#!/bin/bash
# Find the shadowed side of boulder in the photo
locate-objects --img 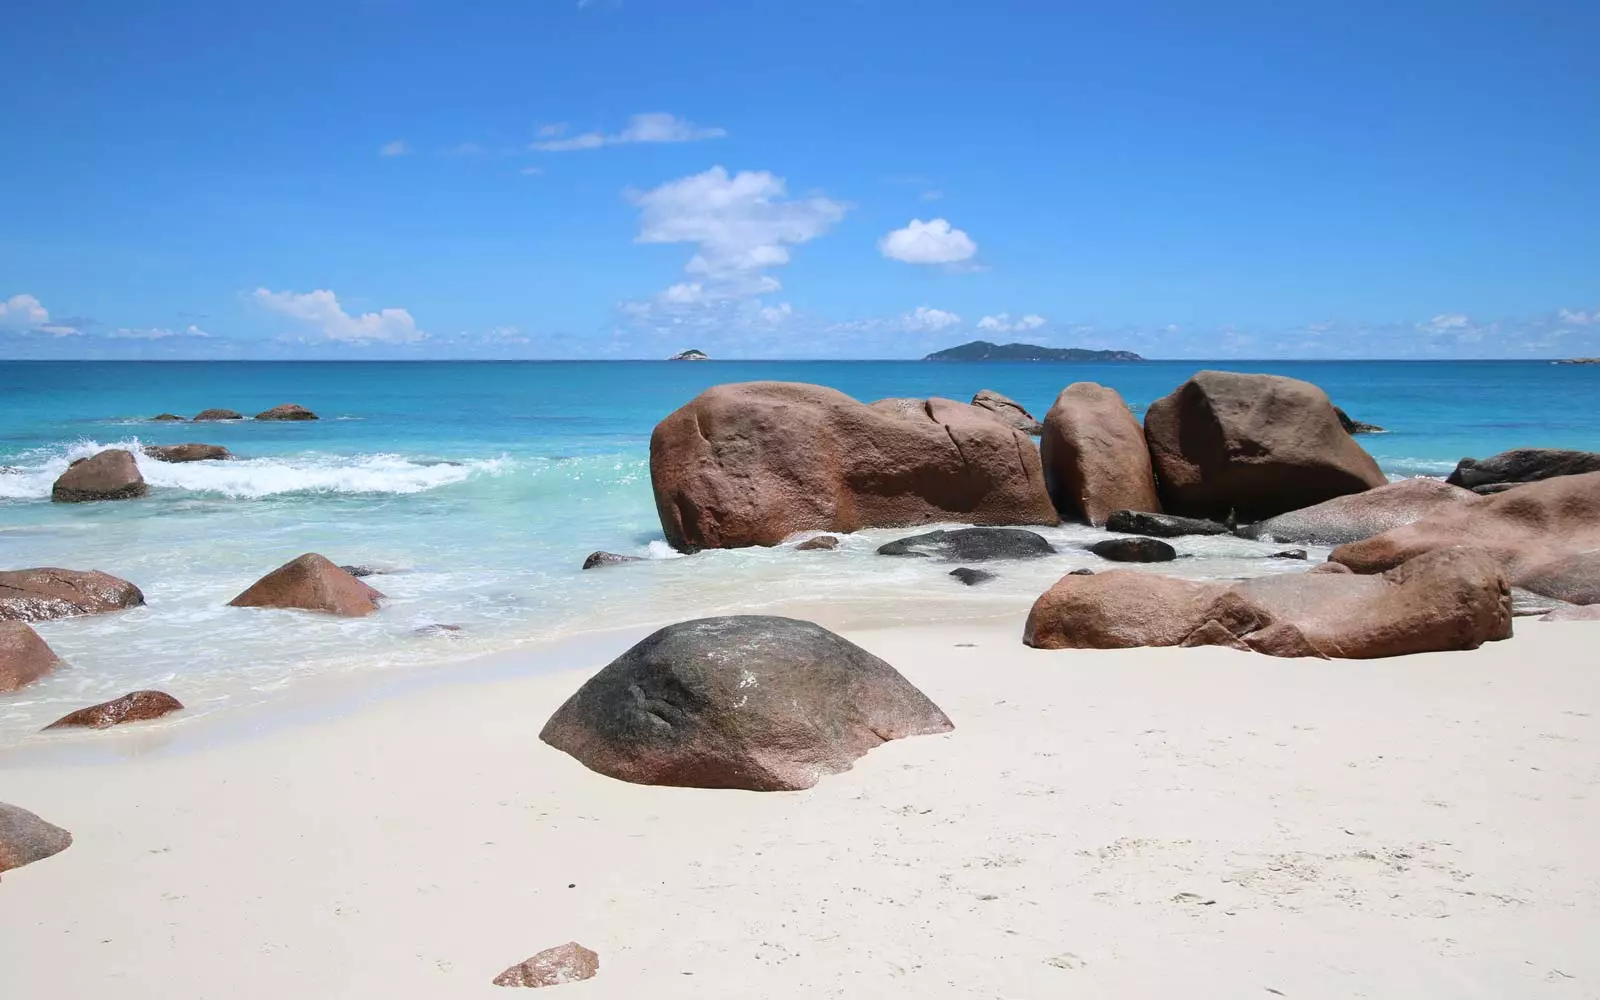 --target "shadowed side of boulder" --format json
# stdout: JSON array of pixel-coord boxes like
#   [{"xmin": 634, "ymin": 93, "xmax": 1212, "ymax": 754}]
[
  {"xmin": 1105, "ymin": 510, "xmax": 1228, "ymax": 538},
  {"xmin": 0, "ymin": 802, "xmax": 72, "ymax": 876},
  {"xmin": 0, "ymin": 623, "xmax": 62, "ymax": 693},
  {"xmin": 228, "ymin": 553, "xmax": 383, "ymax": 617},
  {"xmin": 1040, "ymin": 382, "xmax": 1161, "ymax": 526},
  {"xmin": 540, "ymin": 616, "xmax": 952, "ymax": 791},
  {"xmin": 45, "ymin": 690, "xmax": 184, "ymax": 730},
  {"xmin": 51, "ymin": 449, "xmax": 147, "ymax": 503},
  {"xmin": 1446, "ymin": 448, "xmax": 1600, "ymax": 490},
  {"xmin": 0, "ymin": 568, "xmax": 145, "ymax": 622}
]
